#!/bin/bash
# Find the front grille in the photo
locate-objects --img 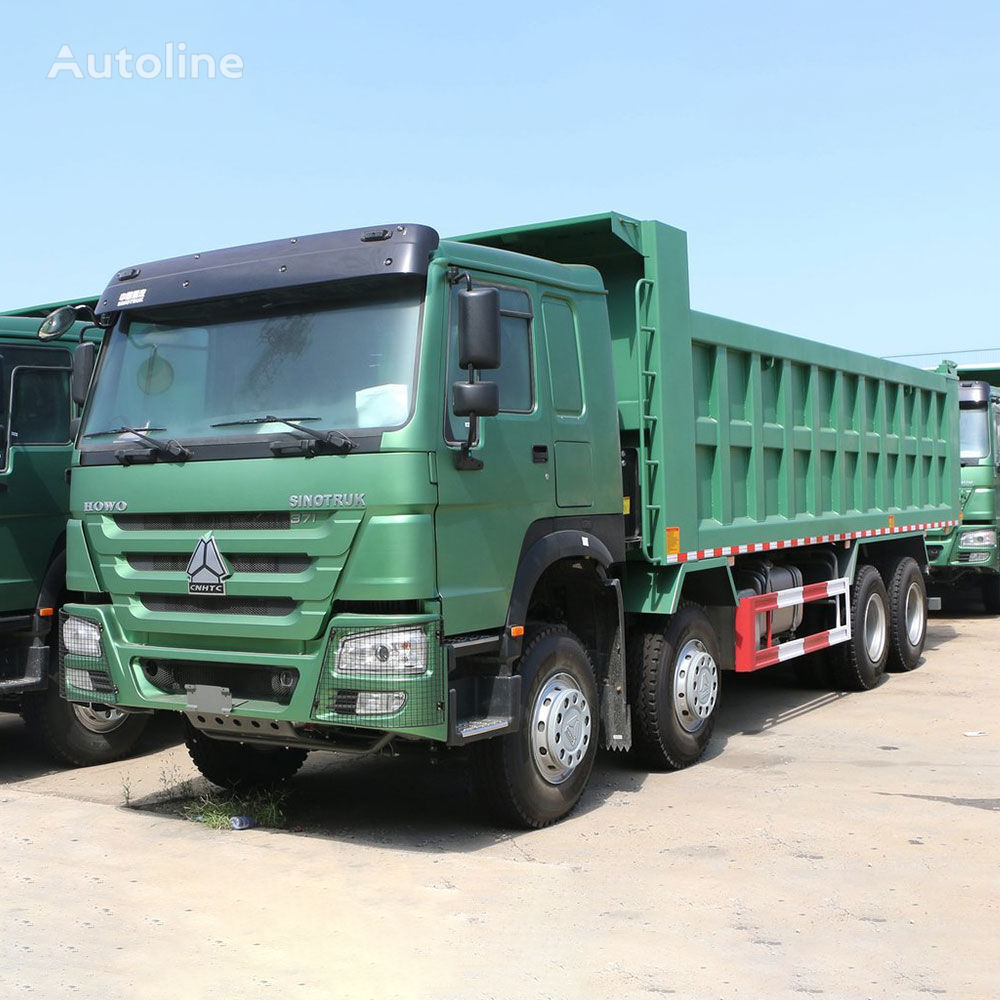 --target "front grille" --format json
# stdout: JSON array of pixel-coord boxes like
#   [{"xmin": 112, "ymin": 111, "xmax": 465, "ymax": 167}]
[
  {"xmin": 332, "ymin": 600, "xmax": 424, "ymax": 615},
  {"xmin": 127, "ymin": 553, "xmax": 313, "ymax": 574},
  {"xmin": 140, "ymin": 658, "xmax": 299, "ymax": 705},
  {"xmin": 116, "ymin": 512, "xmax": 292, "ymax": 532},
  {"xmin": 139, "ymin": 595, "xmax": 297, "ymax": 616},
  {"xmin": 927, "ymin": 545, "xmax": 944, "ymax": 561}
]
